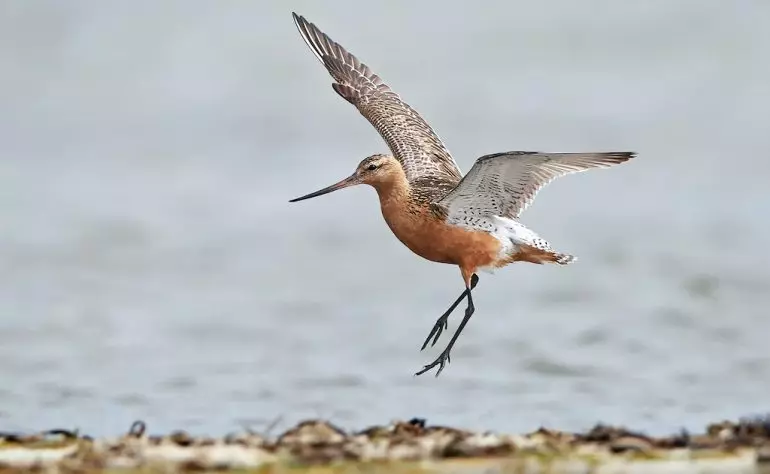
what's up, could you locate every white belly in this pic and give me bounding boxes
[484,216,554,268]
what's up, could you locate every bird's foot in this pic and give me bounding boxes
[414,348,451,377]
[420,315,449,351]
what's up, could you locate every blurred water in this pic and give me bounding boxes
[1,0,769,437]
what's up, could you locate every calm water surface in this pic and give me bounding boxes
[1,0,769,437]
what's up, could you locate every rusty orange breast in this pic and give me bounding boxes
[367,166,501,271]
[378,196,501,269]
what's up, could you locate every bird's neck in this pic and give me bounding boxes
[372,173,412,211]
[373,173,431,257]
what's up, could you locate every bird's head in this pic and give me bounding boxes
[289,154,402,202]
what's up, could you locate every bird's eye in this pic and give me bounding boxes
[367,164,378,171]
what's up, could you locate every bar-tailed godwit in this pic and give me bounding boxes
[288,12,636,377]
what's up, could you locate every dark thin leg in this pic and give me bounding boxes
[415,277,478,377]
[419,274,479,351]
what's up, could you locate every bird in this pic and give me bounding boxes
[288,12,636,377]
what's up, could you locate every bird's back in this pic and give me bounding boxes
[409,174,462,206]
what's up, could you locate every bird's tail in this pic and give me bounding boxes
[553,252,578,265]
[516,243,578,265]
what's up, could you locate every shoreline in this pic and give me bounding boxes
[1,416,769,472]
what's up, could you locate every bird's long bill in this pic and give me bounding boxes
[288,174,359,202]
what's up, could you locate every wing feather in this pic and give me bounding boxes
[292,13,463,185]
[436,151,635,222]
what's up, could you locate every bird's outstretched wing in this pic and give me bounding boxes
[292,13,463,186]
[436,151,635,221]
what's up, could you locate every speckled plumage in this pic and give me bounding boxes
[434,151,634,268]
[290,12,636,377]
[436,151,634,222]
[293,13,462,202]
[293,13,633,225]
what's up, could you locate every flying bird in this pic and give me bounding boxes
[288,12,635,376]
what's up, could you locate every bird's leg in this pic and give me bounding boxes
[415,275,478,377]
[419,274,479,351]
